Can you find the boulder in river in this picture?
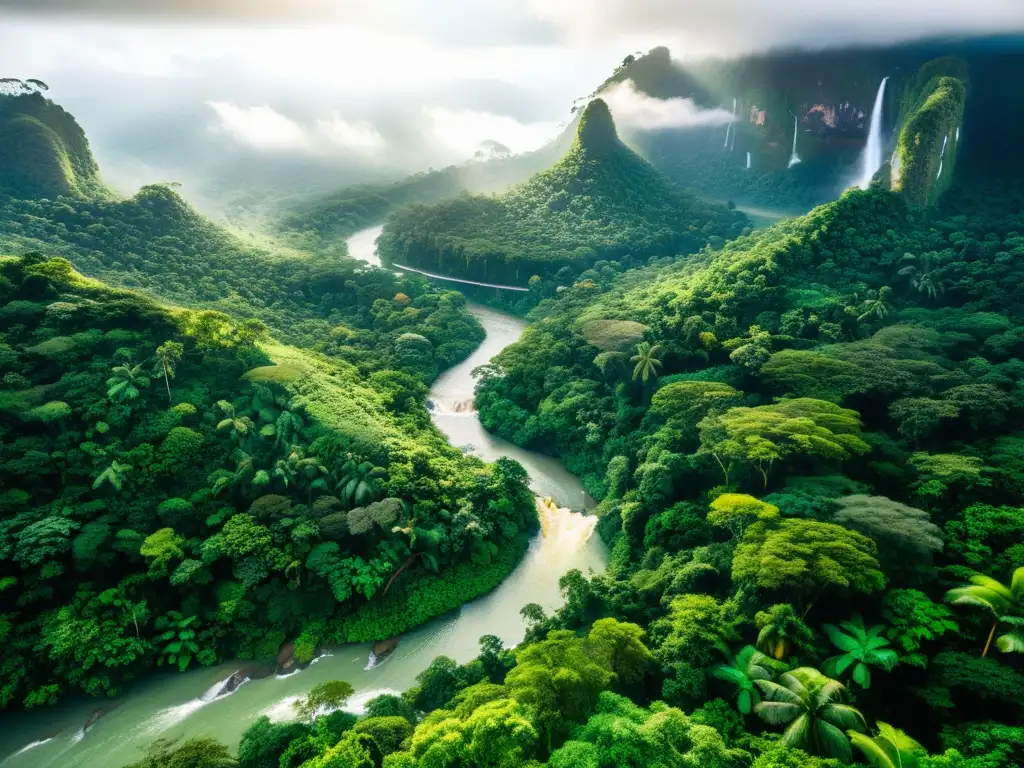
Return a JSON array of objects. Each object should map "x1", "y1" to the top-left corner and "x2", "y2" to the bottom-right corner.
[
  {"x1": 276, "y1": 640, "x2": 296, "y2": 671},
  {"x1": 372, "y1": 637, "x2": 399, "y2": 659},
  {"x1": 238, "y1": 663, "x2": 275, "y2": 681},
  {"x1": 83, "y1": 703, "x2": 118, "y2": 731},
  {"x1": 213, "y1": 670, "x2": 250, "y2": 698}
]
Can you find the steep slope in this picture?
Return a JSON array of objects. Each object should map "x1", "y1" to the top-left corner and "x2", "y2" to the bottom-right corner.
[
  {"x1": 601, "y1": 37, "x2": 1024, "y2": 210},
  {"x1": 0, "y1": 92, "x2": 107, "y2": 199},
  {"x1": 476, "y1": 182, "x2": 1024, "y2": 489},
  {"x1": 0, "y1": 101, "x2": 485, "y2": 381},
  {"x1": 0, "y1": 252, "x2": 534, "y2": 708},
  {"x1": 889, "y1": 59, "x2": 968, "y2": 206},
  {"x1": 377, "y1": 99, "x2": 746, "y2": 283},
  {"x1": 275, "y1": 137, "x2": 568, "y2": 248}
]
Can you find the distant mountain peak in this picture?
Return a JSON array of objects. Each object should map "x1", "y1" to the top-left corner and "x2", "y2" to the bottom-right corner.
[
  {"x1": 575, "y1": 98, "x2": 620, "y2": 154},
  {"x1": 0, "y1": 92, "x2": 106, "y2": 200}
]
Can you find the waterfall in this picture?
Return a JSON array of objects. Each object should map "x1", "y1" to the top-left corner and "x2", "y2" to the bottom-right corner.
[
  {"x1": 857, "y1": 76, "x2": 889, "y2": 189},
  {"x1": 787, "y1": 113, "x2": 801, "y2": 168},
  {"x1": 724, "y1": 97, "x2": 737, "y2": 148},
  {"x1": 746, "y1": 151, "x2": 751, "y2": 170},
  {"x1": 955, "y1": 126, "x2": 961, "y2": 143},
  {"x1": 364, "y1": 651, "x2": 378, "y2": 671},
  {"x1": 936, "y1": 134, "x2": 949, "y2": 179}
]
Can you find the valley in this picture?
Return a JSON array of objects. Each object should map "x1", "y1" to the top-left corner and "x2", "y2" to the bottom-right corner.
[{"x1": 1, "y1": 21, "x2": 1024, "y2": 768}]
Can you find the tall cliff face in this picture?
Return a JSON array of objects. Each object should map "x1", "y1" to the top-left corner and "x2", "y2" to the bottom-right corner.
[
  {"x1": 890, "y1": 59, "x2": 967, "y2": 206},
  {"x1": 0, "y1": 92, "x2": 105, "y2": 199},
  {"x1": 599, "y1": 38, "x2": 1024, "y2": 209}
]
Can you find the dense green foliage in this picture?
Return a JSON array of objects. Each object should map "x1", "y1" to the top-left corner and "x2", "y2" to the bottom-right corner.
[
  {"x1": 0, "y1": 92, "x2": 106, "y2": 200},
  {"x1": 377, "y1": 99, "x2": 747, "y2": 284},
  {"x1": 130, "y1": 179, "x2": 1024, "y2": 768},
  {"x1": 8, "y1": 43, "x2": 1024, "y2": 768},
  {"x1": 0, "y1": 179, "x2": 484, "y2": 380},
  {"x1": 0, "y1": 254, "x2": 536, "y2": 707},
  {"x1": 275, "y1": 142, "x2": 565, "y2": 249},
  {"x1": 891, "y1": 64, "x2": 967, "y2": 207}
]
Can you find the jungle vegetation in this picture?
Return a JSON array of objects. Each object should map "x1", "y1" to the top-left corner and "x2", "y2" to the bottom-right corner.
[
  {"x1": 4, "y1": 46, "x2": 1024, "y2": 768},
  {"x1": 0, "y1": 253, "x2": 536, "y2": 708},
  {"x1": 375, "y1": 99, "x2": 748, "y2": 285}
]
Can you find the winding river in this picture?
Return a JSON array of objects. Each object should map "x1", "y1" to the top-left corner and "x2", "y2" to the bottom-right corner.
[{"x1": 0, "y1": 228, "x2": 607, "y2": 768}]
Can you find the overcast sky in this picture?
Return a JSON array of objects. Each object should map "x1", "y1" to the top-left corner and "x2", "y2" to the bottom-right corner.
[{"x1": 1, "y1": 1, "x2": 1021, "y2": 196}]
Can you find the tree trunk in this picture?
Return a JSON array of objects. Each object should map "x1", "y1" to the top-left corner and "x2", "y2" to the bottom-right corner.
[
  {"x1": 982, "y1": 620, "x2": 998, "y2": 657},
  {"x1": 712, "y1": 453, "x2": 729, "y2": 486},
  {"x1": 162, "y1": 360, "x2": 172, "y2": 403},
  {"x1": 381, "y1": 554, "x2": 419, "y2": 598}
]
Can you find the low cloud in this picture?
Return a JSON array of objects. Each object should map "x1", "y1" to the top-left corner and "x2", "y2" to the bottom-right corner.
[
  {"x1": 602, "y1": 80, "x2": 734, "y2": 131},
  {"x1": 422, "y1": 106, "x2": 563, "y2": 158},
  {"x1": 207, "y1": 102, "x2": 387, "y2": 155},
  {"x1": 316, "y1": 113, "x2": 386, "y2": 153},
  {"x1": 207, "y1": 102, "x2": 309, "y2": 150}
]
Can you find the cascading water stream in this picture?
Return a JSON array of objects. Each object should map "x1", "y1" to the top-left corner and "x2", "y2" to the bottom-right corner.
[
  {"x1": 936, "y1": 134, "x2": 949, "y2": 179},
  {"x1": 857, "y1": 76, "x2": 889, "y2": 189},
  {"x1": 787, "y1": 112, "x2": 801, "y2": 168},
  {"x1": 730, "y1": 98, "x2": 737, "y2": 150},
  {"x1": 746, "y1": 151, "x2": 751, "y2": 170},
  {"x1": 724, "y1": 97, "x2": 737, "y2": 148}
]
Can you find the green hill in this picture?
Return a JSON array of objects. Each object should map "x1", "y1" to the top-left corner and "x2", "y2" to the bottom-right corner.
[
  {"x1": 0, "y1": 252, "x2": 534, "y2": 707},
  {"x1": 0, "y1": 92, "x2": 107, "y2": 200},
  {"x1": 377, "y1": 99, "x2": 746, "y2": 284},
  {"x1": 1, "y1": 166, "x2": 484, "y2": 382}
]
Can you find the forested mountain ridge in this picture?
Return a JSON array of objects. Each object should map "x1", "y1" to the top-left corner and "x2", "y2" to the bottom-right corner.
[
  {"x1": 0, "y1": 251, "x2": 537, "y2": 708},
  {"x1": 376, "y1": 99, "x2": 747, "y2": 283},
  {"x1": 274, "y1": 136, "x2": 570, "y2": 250},
  {"x1": 0, "y1": 93, "x2": 485, "y2": 381},
  {"x1": 0, "y1": 90, "x2": 108, "y2": 200}
]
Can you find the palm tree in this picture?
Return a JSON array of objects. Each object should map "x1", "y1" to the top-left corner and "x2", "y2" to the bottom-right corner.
[
  {"x1": 822, "y1": 615, "x2": 898, "y2": 688},
  {"x1": 946, "y1": 567, "x2": 1024, "y2": 657},
  {"x1": 756, "y1": 603, "x2": 815, "y2": 661},
  {"x1": 93, "y1": 460, "x2": 132, "y2": 491},
  {"x1": 216, "y1": 401, "x2": 255, "y2": 447},
  {"x1": 273, "y1": 410, "x2": 305, "y2": 448},
  {"x1": 382, "y1": 522, "x2": 444, "y2": 597},
  {"x1": 274, "y1": 444, "x2": 329, "y2": 503},
  {"x1": 335, "y1": 459, "x2": 387, "y2": 508},
  {"x1": 154, "y1": 341, "x2": 183, "y2": 403},
  {"x1": 849, "y1": 721, "x2": 928, "y2": 768},
  {"x1": 631, "y1": 342, "x2": 664, "y2": 383},
  {"x1": 899, "y1": 255, "x2": 946, "y2": 301},
  {"x1": 106, "y1": 362, "x2": 150, "y2": 402},
  {"x1": 211, "y1": 450, "x2": 256, "y2": 497},
  {"x1": 755, "y1": 667, "x2": 866, "y2": 763},
  {"x1": 857, "y1": 287, "x2": 892, "y2": 322},
  {"x1": 711, "y1": 645, "x2": 783, "y2": 715}
]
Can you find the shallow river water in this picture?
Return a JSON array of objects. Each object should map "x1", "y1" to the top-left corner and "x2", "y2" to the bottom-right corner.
[{"x1": 0, "y1": 231, "x2": 607, "y2": 767}]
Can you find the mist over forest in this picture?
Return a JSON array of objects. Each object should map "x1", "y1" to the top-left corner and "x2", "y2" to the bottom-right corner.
[{"x1": 3, "y1": 4, "x2": 1024, "y2": 768}]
